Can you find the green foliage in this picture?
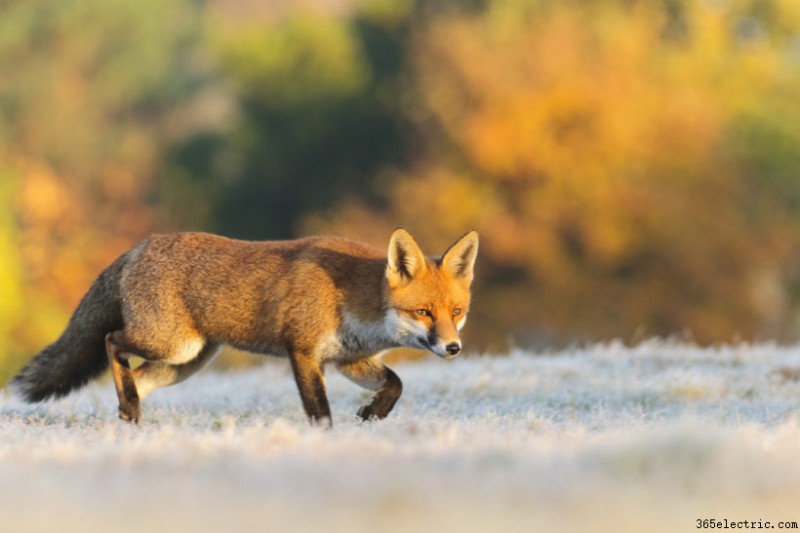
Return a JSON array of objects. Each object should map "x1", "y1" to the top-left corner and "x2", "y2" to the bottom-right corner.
[
  {"x1": 200, "y1": 7, "x2": 411, "y2": 238},
  {"x1": 730, "y1": 105, "x2": 800, "y2": 223},
  {"x1": 0, "y1": 0, "x2": 206, "y2": 181},
  {"x1": 217, "y1": 14, "x2": 369, "y2": 106}
]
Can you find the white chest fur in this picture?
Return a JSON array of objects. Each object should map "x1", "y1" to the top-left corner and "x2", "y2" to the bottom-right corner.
[{"x1": 316, "y1": 312, "x2": 398, "y2": 361}]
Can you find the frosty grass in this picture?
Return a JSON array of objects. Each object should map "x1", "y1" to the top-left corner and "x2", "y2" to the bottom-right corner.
[{"x1": 2, "y1": 340, "x2": 800, "y2": 532}]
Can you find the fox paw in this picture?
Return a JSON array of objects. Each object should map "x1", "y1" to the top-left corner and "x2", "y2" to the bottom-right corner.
[
  {"x1": 118, "y1": 405, "x2": 141, "y2": 424},
  {"x1": 357, "y1": 405, "x2": 385, "y2": 421},
  {"x1": 356, "y1": 405, "x2": 373, "y2": 421}
]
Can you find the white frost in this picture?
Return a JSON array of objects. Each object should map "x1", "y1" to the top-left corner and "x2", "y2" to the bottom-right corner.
[{"x1": 2, "y1": 339, "x2": 800, "y2": 532}]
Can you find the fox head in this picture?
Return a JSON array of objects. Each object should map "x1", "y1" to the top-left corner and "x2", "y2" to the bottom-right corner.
[{"x1": 384, "y1": 228, "x2": 479, "y2": 359}]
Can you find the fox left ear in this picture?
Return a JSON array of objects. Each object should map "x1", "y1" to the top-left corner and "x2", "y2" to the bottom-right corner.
[
  {"x1": 387, "y1": 228, "x2": 427, "y2": 287},
  {"x1": 441, "y1": 230, "x2": 479, "y2": 284}
]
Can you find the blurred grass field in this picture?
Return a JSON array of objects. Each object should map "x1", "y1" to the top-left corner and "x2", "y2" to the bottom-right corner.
[{"x1": 2, "y1": 342, "x2": 800, "y2": 532}]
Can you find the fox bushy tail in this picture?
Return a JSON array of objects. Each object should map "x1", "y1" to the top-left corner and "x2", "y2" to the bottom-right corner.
[{"x1": 11, "y1": 256, "x2": 126, "y2": 402}]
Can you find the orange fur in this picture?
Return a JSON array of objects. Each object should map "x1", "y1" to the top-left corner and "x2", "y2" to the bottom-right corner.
[{"x1": 12, "y1": 229, "x2": 479, "y2": 426}]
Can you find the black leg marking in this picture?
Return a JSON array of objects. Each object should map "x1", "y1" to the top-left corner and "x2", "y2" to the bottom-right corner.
[
  {"x1": 290, "y1": 354, "x2": 332, "y2": 428},
  {"x1": 338, "y1": 358, "x2": 403, "y2": 421},
  {"x1": 356, "y1": 367, "x2": 403, "y2": 421}
]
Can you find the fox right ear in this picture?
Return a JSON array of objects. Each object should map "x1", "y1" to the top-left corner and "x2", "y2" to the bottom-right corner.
[{"x1": 386, "y1": 228, "x2": 426, "y2": 287}]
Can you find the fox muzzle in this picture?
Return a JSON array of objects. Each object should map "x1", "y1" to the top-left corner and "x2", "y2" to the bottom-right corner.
[
  {"x1": 433, "y1": 340, "x2": 462, "y2": 359},
  {"x1": 416, "y1": 336, "x2": 462, "y2": 359}
]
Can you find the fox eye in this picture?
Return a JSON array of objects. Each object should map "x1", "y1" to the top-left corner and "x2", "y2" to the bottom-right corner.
[
  {"x1": 416, "y1": 309, "x2": 432, "y2": 317},
  {"x1": 453, "y1": 308, "x2": 462, "y2": 316}
]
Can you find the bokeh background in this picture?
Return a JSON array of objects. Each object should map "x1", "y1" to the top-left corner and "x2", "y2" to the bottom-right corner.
[{"x1": 2, "y1": 0, "x2": 800, "y2": 383}]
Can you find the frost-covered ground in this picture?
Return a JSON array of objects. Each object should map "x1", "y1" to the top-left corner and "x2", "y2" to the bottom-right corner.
[{"x1": 2, "y1": 341, "x2": 800, "y2": 532}]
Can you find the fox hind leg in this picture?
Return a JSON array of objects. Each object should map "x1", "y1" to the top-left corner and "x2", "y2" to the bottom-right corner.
[
  {"x1": 105, "y1": 330, "x2": 209, "y2": 423},
  {"x1": 133, "y1": 343, "x2": 221, "y2": 399},
  {"x1": 105, "y1": 332, "x2": 141, "y2": 423},
  {"x1": 337, "y1": 356, "x2": 403, "y2": 421}
]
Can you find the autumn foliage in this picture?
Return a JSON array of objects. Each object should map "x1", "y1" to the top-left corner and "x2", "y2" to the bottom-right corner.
[{"x1": 310, "y1": 0, "x2": 800, "y2": 347}]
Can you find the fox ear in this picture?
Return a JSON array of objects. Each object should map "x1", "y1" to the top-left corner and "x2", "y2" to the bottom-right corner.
[
  {"x1": 441, "y1": 230, "x2": 479, "y2": 284},
  {"x1": 387, "y1": 228, "x2": 426, "y2": 286}
]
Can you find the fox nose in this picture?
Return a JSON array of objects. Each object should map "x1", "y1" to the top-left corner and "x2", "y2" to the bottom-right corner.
[{"x1": 445, "y1": 343, "x2": 461, "y2": 356}]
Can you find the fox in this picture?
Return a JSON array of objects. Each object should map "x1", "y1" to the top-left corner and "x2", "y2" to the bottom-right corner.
[{"x1": 10, "y1": 228, "x2": 479, "y2": 427}]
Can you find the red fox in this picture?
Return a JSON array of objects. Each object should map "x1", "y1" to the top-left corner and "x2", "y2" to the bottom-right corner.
[{"x1": 11, "y1": 228, "x2": 479, "y2": 426}]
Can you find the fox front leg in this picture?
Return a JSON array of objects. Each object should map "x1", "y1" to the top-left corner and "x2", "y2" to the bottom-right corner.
[
  {"x1": 337, "y1": 357, "x2": 403, "y2": 421},
  {"x1": 289, "y1": 353, "x2": 332, "y2": 428}
]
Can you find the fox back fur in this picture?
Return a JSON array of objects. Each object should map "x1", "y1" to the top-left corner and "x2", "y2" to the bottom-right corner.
[{"x1": 11, "y1": 228, "x2": 479, "y2": 426}]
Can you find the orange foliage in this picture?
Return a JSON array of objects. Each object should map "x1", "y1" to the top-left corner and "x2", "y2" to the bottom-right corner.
[
  {"x1": 12, "y1": 157, "x2": 149, "y2": 301},
  {"x1": 308, "y1": 0, "x2": 800, "y2": 347}
]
